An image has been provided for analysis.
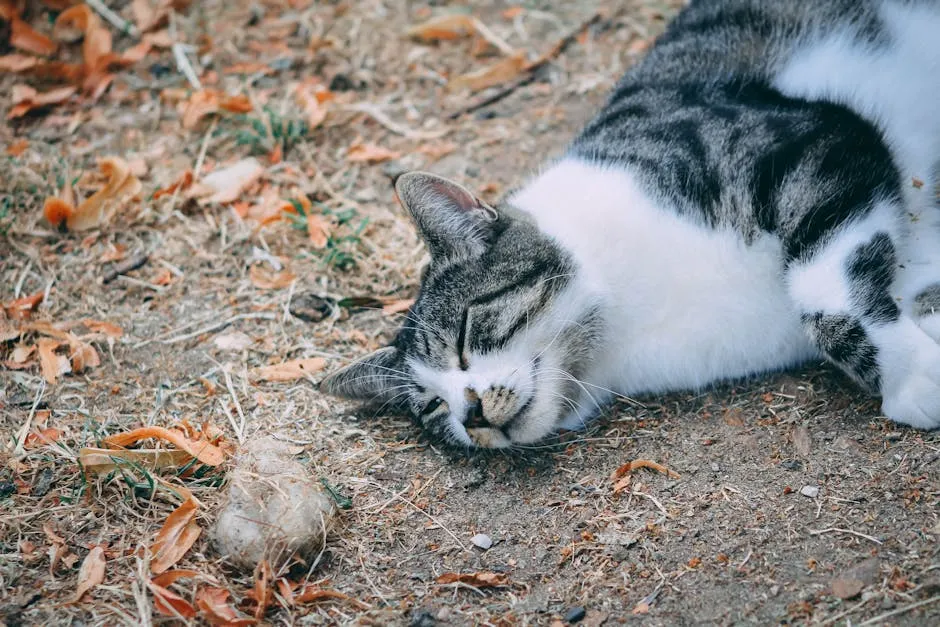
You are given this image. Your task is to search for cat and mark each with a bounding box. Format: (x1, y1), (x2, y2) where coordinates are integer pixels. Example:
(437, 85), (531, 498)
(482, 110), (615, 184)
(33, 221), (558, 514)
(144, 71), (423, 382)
(322, 0), (940, 449)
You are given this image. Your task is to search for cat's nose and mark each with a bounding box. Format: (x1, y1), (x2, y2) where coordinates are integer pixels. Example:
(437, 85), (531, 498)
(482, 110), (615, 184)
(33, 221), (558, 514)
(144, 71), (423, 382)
(463, 387), (489, 428)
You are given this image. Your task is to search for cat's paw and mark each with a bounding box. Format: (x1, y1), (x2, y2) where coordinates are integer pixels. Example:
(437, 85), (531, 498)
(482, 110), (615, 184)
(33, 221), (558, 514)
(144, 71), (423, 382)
(879, 343), (940, 430)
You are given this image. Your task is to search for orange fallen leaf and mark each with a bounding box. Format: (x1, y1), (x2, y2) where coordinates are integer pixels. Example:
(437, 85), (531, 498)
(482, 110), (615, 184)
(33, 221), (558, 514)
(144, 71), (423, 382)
(2, 290), (44, 320)
(151, 569), (199, 587)
(0, 0), (18, 20)
(436, 572), (510, 587)
(0, 53), (41, 72)
(78, 447), (194, 475)
(37, 337), (70, 384)
(304, 213), (332, 248)
(10, 344), (36, 363)
(153, 170), (194, 199)
(43, 522), (68, 576)
(81, 319), (123, 338)
(247, 561), (273, 620)
(43, 157), (142, 231)
(149, 581), (197, 619)
(252, 357), (326, 382)
(8, 84), (77, 119)
(69, 546), (105, 603)
(103, 426), (226, 466)
(450, 51), (527, 92)
(346, 142), (401, 164)
(10, 19), (57, 56)
(24, 427), (61, 450)
(188, 158), (264, 204)
(69, 339), (99, 372)
(502, 6), (525, 20)
(611, 459), (681, 481)
(248, 265), (296, 290)
(196, 587), (257, 626)
(150, 497), (201, 574)
(181, 89), (253, 129)
(417, 141), (457, 160)
(293, 83), (331, 129)
(293, 585), (368, 609)
(633, 600), (650, 615)
(6, 138), (29, 156)
(407, 13), (477, 42)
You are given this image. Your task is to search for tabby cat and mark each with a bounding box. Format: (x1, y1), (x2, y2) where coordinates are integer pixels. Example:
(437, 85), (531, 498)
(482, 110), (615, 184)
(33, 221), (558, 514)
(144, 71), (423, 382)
(322, 0), (940, 448)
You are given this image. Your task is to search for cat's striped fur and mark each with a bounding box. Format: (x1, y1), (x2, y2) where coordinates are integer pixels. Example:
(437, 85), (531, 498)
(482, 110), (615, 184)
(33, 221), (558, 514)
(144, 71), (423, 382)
(323, 0), (940, 448)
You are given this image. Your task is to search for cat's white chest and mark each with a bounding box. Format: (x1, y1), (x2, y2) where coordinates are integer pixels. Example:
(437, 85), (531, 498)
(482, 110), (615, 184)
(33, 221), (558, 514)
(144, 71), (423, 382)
(512, 160), (818, 396)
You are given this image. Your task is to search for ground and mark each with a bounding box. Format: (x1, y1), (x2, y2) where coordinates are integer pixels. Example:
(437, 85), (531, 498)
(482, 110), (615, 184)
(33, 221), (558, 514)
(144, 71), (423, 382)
(1, 0), (939, 625)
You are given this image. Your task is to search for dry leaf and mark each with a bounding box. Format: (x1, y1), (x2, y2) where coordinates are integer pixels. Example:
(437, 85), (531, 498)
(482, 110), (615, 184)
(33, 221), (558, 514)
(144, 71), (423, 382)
(436, 572), (509, 587)
(149, 581), (197, 618)
(153, 170), (193, 199)
(0, 53), (41, 72)
(43, 522), (68, 577)
(44, 157), (142, 231)
(293, 84), (332, 129)
(10, 19), (57, 56)
(248, 265), (296, 290)
(611, 459), (681, 481)
(212, 331), (253, 352)
(293, 585), (366, 609)
(6, 138), (29, 156)
(103, 426), (226, 466)
(253, 357), (326, 382)
(70, 546), (105, 603)
(11, 344), (36, 363)
(182, 89), (252, 129)
(81, 319), (123, 337)
(38, 337), (70, 384)
(24, 427), (61, 449)
(7, 84), (76, 119)
(450, 51), (527, 92)
(69, 339), (99, 373)
(188, 158), (264, 204)
(346, 142), (401, 164)
(196, 587), (257, 626)
(2, 290), (44, 320)
(407, 13), (477, 42)
(79, 447), (195, 475)
(248, 561), (273, 620)
(150, 498), (201, 574)
(150, 569), (199, 587)
(792, 425), (812, 457)
(632, 600), (650, 615)
(417, 141), (457, 160)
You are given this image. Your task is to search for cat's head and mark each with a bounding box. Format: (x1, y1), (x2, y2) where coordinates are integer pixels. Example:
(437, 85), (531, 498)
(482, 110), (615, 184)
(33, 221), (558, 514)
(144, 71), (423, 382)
(321, 172), (603, 449)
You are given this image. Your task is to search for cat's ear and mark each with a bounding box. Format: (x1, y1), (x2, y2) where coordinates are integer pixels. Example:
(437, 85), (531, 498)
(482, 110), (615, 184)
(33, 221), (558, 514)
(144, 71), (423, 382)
(395, 171), (499, 260)
(319, 346), (406, 405)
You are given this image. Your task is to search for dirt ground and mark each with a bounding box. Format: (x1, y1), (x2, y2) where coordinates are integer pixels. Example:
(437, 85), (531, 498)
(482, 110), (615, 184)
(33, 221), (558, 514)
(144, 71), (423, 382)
(2, 0), (939, 625)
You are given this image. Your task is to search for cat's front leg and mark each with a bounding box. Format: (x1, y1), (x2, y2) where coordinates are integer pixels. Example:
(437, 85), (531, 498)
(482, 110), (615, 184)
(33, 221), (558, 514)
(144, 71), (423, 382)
(785, 201), (940, 430)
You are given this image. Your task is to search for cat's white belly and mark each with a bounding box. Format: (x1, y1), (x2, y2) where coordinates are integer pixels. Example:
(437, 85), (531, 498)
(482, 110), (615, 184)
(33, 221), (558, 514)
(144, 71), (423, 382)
(514, 160), (819, 397)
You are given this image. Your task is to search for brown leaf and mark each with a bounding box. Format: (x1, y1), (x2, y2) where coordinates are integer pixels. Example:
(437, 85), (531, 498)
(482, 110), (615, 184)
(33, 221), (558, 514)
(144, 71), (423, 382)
(435, 572), (509, 588)
(38, 337), (70, 384)
(293, 585), (367, 609)
(248, 561), (273, 620)
(293, 84), (331, 129)
(248, 265), (296, 290)
(346, 142), (401, 164)
(153, 170), (193, 199)
(407, 14), (477, 42)
(188, 158), (264, 205)
(181, 90), (252, 129)
(196, 587), (257, 626)
(792, 425), (812, 457)
(103, 426), (227, 466)
(10, 19), (57, 56)
(7, 84), (76, 119)
(6, 138), (29, 156)
(81, 319), (123, 338)
(0, 53), (41, 72)
(43, 521), (67, 576)
(69, 339), (99, 373)
(450, 51), (527, 92)
(70, 546), (105, 603)
(149, 581), (197, 618)
(150, 569), (199, 587)
(79, 447), (194, 475)
(610, 459), (681, 481)
(831, 577), (865, 600)
(150, 498), (201, 574)
(45, 157), (142, 231)
(2, 290), (44, 320)
(10, 344), (36, 363)
(252, 357), (326, 382)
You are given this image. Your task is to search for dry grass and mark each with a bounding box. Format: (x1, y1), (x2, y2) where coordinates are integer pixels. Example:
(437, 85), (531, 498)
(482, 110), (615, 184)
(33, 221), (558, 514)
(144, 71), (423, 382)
(2, 1), (939, 625)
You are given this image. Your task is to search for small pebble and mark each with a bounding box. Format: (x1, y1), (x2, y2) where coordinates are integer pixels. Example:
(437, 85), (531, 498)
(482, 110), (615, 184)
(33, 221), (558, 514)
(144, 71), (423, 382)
(470, 533), (493, 550)
(564, 606), (587, 623)
(710, 462), (720, 472)
(800, 485), (819, 498)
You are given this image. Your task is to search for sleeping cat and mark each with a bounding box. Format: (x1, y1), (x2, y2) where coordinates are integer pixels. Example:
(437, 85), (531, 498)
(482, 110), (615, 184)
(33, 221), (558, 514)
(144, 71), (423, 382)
(322, 0), (940, 448)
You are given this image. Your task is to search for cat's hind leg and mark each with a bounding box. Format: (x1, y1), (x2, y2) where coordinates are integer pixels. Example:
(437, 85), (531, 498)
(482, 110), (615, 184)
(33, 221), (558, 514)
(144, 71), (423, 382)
(785, 199), (940, 430)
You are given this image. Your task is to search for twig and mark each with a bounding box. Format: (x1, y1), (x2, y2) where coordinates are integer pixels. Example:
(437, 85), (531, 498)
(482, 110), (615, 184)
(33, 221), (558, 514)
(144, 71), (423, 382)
(102, 253), (149, 283)
(221, 367), (246, 445)
(808, 527), (883, 545)
(13, 381), (45, 457)
(449, 10), (605, 119)
(470, 17), (515, 56)
(630, 489), (670, 518)
(856, 595), (940, 626)
(86, 0), (140, 38)
(369, 482), (469, 553)
(343, 103), (448, 139)
(172, 43), (202, 90)
(157, 313), (276, 345)
(193, 118), (218, 180)
(819, 597), (872, 626)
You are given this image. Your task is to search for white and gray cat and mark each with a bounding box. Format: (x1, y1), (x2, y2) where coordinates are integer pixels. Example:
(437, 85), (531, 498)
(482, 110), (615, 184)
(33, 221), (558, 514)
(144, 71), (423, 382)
(323, 0), (940, 448)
